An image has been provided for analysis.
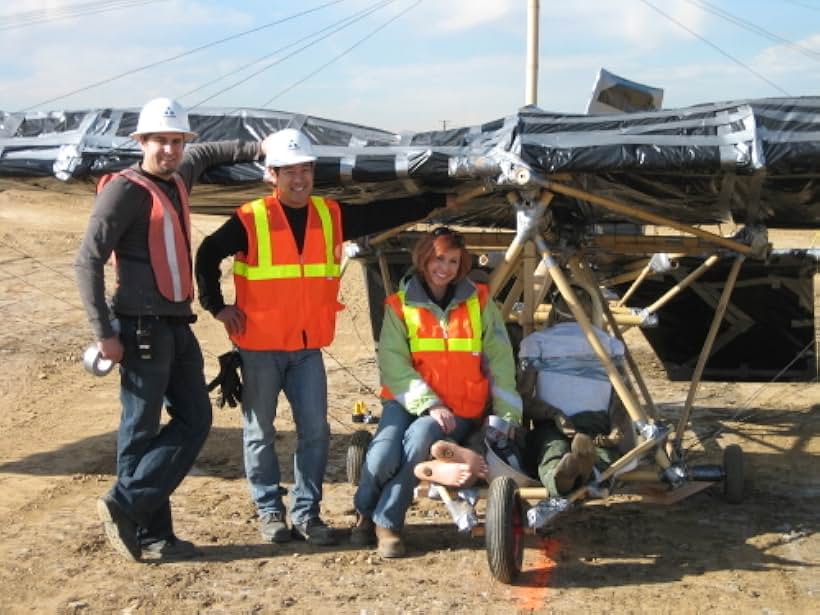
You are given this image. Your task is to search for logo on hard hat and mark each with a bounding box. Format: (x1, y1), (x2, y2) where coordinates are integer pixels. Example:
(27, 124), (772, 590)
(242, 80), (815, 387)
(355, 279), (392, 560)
(162, 105), (177, 118)
(287, 138), (300, 151)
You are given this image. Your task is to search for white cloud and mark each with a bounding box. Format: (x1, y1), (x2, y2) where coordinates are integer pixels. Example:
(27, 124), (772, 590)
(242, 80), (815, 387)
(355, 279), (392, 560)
(432, 0), (517, 32)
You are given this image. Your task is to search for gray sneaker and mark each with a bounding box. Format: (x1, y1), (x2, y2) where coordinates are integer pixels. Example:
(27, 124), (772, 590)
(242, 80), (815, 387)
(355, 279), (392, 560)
(260, 511), (291, 543)
(141, 537), (200, 562)
(291, 517), (337, 546)
(96, 495), (141, 562)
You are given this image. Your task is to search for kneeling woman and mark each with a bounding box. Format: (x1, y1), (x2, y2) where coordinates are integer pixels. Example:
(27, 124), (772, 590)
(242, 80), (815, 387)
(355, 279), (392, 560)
(351, 227), (522, 557)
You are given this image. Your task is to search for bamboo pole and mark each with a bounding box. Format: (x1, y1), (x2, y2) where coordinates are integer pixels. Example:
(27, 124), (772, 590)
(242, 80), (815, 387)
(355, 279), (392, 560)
(616, 262), (652, 307)
(645, 254), (720, 314)
(500, 276), (523, 321)
(533, 237), (650, 428)
(369, 182), (492, 246)
(488, 191), (554, 296)
(377, 252), (394, 297)
(521, 242), (537, 336)
(535, 179), (753, 255)
(674, 254), (746, 450)
(568, 259), (658, 419)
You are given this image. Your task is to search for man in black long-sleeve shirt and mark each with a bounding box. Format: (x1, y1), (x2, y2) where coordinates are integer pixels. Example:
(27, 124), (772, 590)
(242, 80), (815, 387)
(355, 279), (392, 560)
(76, 97), (266, 562)
(195, 128), (455, 546)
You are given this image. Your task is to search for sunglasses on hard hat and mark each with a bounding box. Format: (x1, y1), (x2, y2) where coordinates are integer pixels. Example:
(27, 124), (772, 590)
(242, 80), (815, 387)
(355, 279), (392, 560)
(431, 226), (465, 247)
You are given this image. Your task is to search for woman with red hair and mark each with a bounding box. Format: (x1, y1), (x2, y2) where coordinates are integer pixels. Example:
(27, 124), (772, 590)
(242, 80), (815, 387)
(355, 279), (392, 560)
(351, 227), (522, 557)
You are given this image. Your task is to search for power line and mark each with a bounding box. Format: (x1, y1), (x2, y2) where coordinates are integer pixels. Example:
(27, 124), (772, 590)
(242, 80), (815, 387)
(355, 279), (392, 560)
(683, 338), (817, 456)
(0, 0), (164, 32)
(20, 0), (346, 111)
(684, 0), (820, 63)
(638, 0), (791, 97)
(261, 0), (422, 108)
(187, 0), (398, 109)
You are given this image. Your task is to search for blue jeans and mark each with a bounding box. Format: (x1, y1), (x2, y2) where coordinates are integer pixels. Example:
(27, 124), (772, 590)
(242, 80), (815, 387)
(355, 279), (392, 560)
(238, 348), (329, 525)
(354, 400), (477, 530)
(110, 316), (213, 544)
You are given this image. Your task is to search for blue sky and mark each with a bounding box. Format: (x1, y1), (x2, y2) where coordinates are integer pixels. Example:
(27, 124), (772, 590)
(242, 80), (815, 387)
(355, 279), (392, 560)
(1, 0), (818, 132)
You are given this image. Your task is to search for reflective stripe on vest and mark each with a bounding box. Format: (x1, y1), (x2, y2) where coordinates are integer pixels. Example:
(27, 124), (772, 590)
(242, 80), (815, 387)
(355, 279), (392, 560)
(399, 290), (483, 353)
(233, 196), (340, 280)
(113, 168), (192, 302)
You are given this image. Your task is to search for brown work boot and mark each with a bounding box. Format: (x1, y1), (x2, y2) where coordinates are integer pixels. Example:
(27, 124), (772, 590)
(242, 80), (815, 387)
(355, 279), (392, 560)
(375, 525), (405, 558)
(350, 514), (376, 547)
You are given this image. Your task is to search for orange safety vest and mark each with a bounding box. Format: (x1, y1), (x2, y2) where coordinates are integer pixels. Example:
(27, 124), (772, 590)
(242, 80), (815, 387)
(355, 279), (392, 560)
(99, 168), (192, 302)
(381, 283), (490, 419)
(231, 195), (343, 351)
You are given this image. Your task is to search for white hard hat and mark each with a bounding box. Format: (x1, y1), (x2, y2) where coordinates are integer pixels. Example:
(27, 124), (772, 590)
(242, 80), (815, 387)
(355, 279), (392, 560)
(264, 128), (316, 167)
(130, 97), (198, 141)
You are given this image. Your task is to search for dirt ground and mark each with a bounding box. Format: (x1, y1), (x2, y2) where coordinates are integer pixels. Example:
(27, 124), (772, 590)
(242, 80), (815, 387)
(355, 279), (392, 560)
(0, 188), (817, 614)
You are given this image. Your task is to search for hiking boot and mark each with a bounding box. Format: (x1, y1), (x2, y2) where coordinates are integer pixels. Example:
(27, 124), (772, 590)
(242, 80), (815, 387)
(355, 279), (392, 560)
(553, 434), (597, 494)
(553, 453), (584, 494)
(375, 525), (405, 558)
(96, 495), (141, 562)
(571, 433), (596, 482)
(350, 514), (376, 547)
(260, 511), (291, 543)
(570, 432), (595, 462)
(141, 537), (200, 562)
(291, 517), (337, 546)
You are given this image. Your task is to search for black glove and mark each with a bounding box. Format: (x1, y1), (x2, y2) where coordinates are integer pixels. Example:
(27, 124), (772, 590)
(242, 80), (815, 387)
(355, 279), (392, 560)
(207, 350), (243, 408)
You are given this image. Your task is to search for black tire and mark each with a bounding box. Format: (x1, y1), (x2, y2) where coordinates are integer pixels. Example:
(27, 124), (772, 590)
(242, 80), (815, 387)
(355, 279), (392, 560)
(347, 430), (372, 486)
(485, 476), (525, 583)
(723, 444), (745, 504)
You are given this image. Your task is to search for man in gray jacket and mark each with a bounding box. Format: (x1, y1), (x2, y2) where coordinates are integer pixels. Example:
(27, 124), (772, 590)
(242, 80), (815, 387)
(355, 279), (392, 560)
(75, 97), (264, 562)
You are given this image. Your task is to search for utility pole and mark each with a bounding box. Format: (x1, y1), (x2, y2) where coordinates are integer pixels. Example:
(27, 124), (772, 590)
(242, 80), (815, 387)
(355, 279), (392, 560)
(526, 0), (539, 106)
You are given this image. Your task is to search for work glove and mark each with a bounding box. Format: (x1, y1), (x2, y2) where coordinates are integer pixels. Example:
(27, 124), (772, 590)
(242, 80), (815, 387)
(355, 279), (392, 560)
(207, 350), (243, 408)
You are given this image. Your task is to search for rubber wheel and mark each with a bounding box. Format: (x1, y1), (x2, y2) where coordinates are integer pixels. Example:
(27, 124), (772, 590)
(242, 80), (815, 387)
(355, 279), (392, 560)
(346, 429), (372, 486)
(723, 444), (745, 504)
(485, 476), (525, 583)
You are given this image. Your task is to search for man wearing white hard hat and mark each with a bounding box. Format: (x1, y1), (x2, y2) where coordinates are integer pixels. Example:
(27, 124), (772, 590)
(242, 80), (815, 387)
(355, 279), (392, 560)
(76, 97), (270, 562)
(196, 128), (458, 546)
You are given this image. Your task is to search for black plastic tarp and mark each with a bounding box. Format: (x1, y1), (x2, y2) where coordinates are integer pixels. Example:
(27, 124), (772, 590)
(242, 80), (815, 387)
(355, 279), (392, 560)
(1, 97), (819, 229)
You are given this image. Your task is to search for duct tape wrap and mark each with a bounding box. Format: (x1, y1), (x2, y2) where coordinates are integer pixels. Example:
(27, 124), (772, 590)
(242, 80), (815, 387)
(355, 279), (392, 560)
(83, 345), (114, 377)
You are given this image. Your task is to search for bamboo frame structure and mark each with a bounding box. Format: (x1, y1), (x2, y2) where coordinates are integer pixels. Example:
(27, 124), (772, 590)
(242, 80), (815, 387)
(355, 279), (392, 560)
(358, 176), (756, 557)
